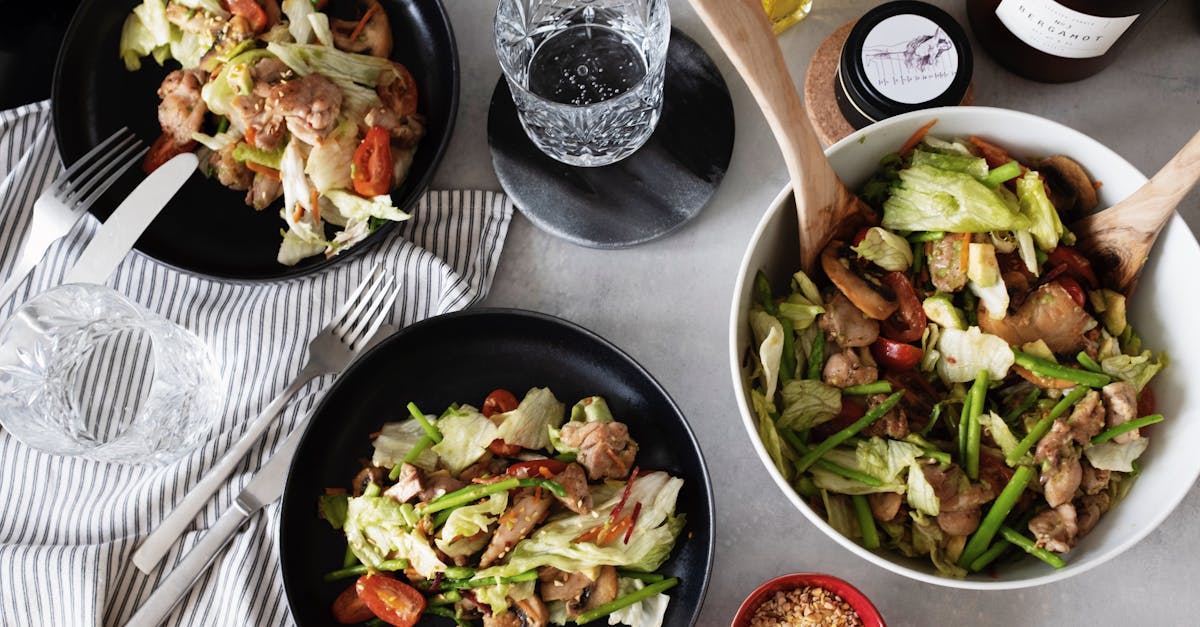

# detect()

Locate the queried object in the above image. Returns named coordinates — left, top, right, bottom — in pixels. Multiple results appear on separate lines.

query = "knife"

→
left=62, top=152, right=197, bottom=285
left=123, top=324, right=397, bottom=627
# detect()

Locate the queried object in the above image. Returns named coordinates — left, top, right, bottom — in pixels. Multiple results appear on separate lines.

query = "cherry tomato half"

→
left=331, top=582, right=375, bottom=624
left=1138, top=384, right=1156, bottom=418
left=1047, top=246, right=1099, bottom=288
left=1056, top=277, right=1086, bottom=307
left=507, top=459, right=568, bottom=478
left=481, top=389, right=519, bottom=417
left=870, top=336, right=924, bottom=371
left=226, top=0, right=268, bottom=32
left=355, top=574, right=425, bottom=627
left=352, top=126, right=393, bottom=197
left=142, top=133, right=195, bottom=174
left=879, top=272, right=927, bottom=343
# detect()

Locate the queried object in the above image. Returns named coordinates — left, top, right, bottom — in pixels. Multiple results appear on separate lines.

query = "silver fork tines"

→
left=130, top=264, right=401, bottom=574
left=0, top=127, right=147, bottom=308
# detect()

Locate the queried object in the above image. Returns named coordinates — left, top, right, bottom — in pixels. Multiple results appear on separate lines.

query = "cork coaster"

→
left=803, top=20, right=975, bottom=147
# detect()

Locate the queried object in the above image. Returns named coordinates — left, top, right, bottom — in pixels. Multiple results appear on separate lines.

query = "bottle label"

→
left=860, top=14, right=960, bottom=104
left=995, top=0, right=1139, bottom=59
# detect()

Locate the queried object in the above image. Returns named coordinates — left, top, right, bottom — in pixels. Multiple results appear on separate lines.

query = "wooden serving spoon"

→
left=1073, top=129, right=1200, bottom=295
left=689, top=0, right=874, bottom=274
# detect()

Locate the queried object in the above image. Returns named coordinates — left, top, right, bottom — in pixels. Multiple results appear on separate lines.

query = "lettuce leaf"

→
left=1101, top=350, right=1165, bottom=392
left=492, top=387, right=565, bottom=451
left=436, top=492, right=507, bottom=546
left=325, top=190, right=410, bottom=223
left=750, top=310, right=784, bottom=402
left=607, top=578, right=670, bottom=627
left=911, top=149, right=989, bottom=180
left=791, top=270, right=824, bottom=307
left=752, top=390, right=790, bottom=482
left=777, top=379, right=841, bottom=431
left=473, top=580, right=536, bottom=616
left=1016, top=170, right=1065, bottom=251
left=882, top=164, right=1030, bottom=233
left=936, top=326, right=1014, bottom=383
left=851, top=227, right=913, bottom=272
left=281, top=0, right=315, bottom=44
left=432, top=406, right=498, bottom=474
left=266, top=41, right=394, bottom=86
left=855, top=437, right=924, bottom=483
left=371, top=419, right=438, bottom=471
left=1084, top=438, right=1150, bottom=472
left=978, top=411, right=1027, bottom=464
left=810, top=448, right=905, bottom=495
left=344, top=496, right=447, bottom=577
left=821, top=491, right=859, bottom=540
left=906, top=463, right=940, bottom=516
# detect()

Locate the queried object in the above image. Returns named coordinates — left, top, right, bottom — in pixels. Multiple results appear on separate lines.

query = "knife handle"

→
left=125, top=505, right=251, bottom=627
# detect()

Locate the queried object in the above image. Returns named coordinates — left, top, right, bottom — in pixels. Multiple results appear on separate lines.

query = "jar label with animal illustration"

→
left=859, top=14, right=960, bottom=105
left=995, top=0, right=1139, bottom=59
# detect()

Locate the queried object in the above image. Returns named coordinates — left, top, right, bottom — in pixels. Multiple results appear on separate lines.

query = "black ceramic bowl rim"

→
left=838, top=0, right=972, bottom=123
left=49, top=0, right=460, bottom=284
left=278, top=307, right=715, bottom=625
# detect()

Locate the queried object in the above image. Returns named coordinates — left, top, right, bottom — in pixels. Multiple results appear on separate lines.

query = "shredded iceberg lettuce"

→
left=936, top=326, right=1014, bottom=383
left=777, top=379, right=841, bottom=431
left=432, top=406, right=498, bottom=474
left=750, top=310, right=784, bottom=402
left=266, top=41, right=394, bottom=86
left=282, top=0, right=316, bottom=44
left=493, top=387, right=566, bottom=451
left=607, top=578, right=671, bottom=627
left=371, top=419, right=438, bottom=471
left=1085, top=438, right=1150, bottom=472
left=852, top=226, right=913, bottom=272
left=437, top=492, right=508, bottom=546
left=1101, top=351, right=1165, bottom=392
left=882, top=164, right=1030, bottom=233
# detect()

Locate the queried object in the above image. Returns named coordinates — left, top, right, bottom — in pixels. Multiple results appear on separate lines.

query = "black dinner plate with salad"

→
left=51, top=0, right=458, bottom=281
left=279, top=309, right=714, bottom=626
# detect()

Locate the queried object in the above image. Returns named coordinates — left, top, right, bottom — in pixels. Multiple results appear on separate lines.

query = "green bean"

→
left=754, top=271, right=778, bottom=314
left=424, top=606, right=470, bottom=627
left=428, top=590, right=464, bottom=607
left=388, top=434, right=434, bottom=479
left=841, top=381, right=893, bottom=396
left=795, top=392, right=904, bottom=473
left=958, top=402, right=969, bottom=467
left=365, top=619, right=387, bottom=627
left=852, top=494, right=880, bottom=550
left=980, top=160, right=1022, bottom=187
left=965, top=370, right=989, bottom=480
left=968, top=540, right=1011, bottom=572
left=999, top=525, right=1066, bottom=568
left=963, top=290, right=978, bottom=327
left=407, top=402, right=443, bottom=443
left=554, top=452, right=578, bottom=463
left=1075, top=351, right=1104, bottom=373
left=958, top=465, right=1035, bottom=567
left=1091, top=414, right=1163, bottom=445
left=911, top=241, right=925, bottom=274
left=783, top=430, right=882, bottom=486
left=574, top=578, right=679, bottom=624
left=907, top=231, right=946, bottom=242
left=1002, top=387, right=1041, bottom=425
left=342, top=545, right=359, bottom=568
left=323, top=559, right=409, bottom=582
left=443, top=570, right=539, bottom=590
left=780, top=317, right=798, bottom=383
left=417, top=478, right=566, bottom=516
left=807, top=331, right=825, bottom=381
left=443, top=566, right=475, bottom=580
left=918, top=401, right=944, bottom=437
left=1006, top=386, right=1090, bottom=465
left=616, top=569, right=665, bottom=583
left=1012, top=351, right=1112, bottom=388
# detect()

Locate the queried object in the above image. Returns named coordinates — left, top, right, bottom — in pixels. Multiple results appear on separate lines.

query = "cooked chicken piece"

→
left=364, top=106, right=426, bottom=149
left=821, top=243, right=897, bottom=320
left=231, top=93, right=288, bottom=151
left=937, top=509, right=982, bottom=537
left=1066, top=390, right=1105, bottom=445
left=978, top=450, right=1014, bottom=494
left=861, top=392, right=909, bottom=439
left=165, top=2, right=226, bottom=34
left=1101, top=381, right=1140, bottom=444
left=923, top=464, right=995, bottom=536
left=246, top=173, right=282, bottom=210
left=578, top=565, right=619, bottom=615
left=1041, top=454, right=1082, bottom=508
left=539, top=567, right=594, bottom=603
left=1077, top=492, right=1111, bottom=537
left=927, top=235, right=968, bottom=293
left=1029, top=503, right=1078, bottom=553
left=484, top=597, right=550, bottom=627
left=1035, top=420, right=1073, bottom=465
left=978, top=282, right=1094, bottom=354
left=200, top=14, right=257, bottom=67
left=552, top=463, right=593, bottom=514
left=867, top=492, right=902, bottom=522
left=251, top=56, right=293, bottom=83
left=157, top=69, right=208, bottom=146
left=819, top=292, right=880, bottom=348
left=383, top=464, right=464, bottom=503
left=559, top=421, right=638, bottom=480
left=331, top=0, right=393, bottom=58
left=479, top=489, right=552, bottom=567
left=1079, top=461, right=1111, bottom=496
left=823, top=348, right=878, bottom=389
left=208, top=144, right=253, bottom=191
left=459, top=452, right=511, bottom=483
left=264, top=73, right=344, bottom=145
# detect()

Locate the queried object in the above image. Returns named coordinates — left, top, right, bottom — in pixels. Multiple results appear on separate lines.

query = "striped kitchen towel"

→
left=0, top=101, right=513, bottom=626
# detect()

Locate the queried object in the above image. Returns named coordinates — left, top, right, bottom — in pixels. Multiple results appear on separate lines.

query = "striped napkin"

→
left=0, top=101, right=513, bottom=626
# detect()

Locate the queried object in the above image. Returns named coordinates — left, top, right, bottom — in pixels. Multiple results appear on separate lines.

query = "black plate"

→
left=279, top=309, right=714, bottom=626
left=51, top=0, right=458, bottom=282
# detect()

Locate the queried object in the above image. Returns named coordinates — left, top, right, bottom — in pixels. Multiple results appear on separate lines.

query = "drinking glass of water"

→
left=495, top=0, right=671, bottom=167
left=0, top=284, right=224, bottom=464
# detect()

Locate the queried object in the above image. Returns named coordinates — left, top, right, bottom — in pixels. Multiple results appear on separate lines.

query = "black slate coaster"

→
left=488, top=28, right=735, bottom=248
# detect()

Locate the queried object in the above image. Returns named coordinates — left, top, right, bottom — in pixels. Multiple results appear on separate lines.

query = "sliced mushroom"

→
left=331, top=0, right=393, bottom=58
left=820, top=242, right=897, bottom=321
left=1038, top=155, right=1098, bottom=218
left=351, top=466, right=386, bottom=496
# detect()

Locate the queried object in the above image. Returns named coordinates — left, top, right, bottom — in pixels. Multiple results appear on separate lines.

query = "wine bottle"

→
left=966, top=0, right=1166, bottom=83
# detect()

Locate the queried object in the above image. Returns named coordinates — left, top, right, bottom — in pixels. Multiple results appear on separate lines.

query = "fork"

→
left=131, top=264, right=401, bottom=574
left=0, top=127, right=146, bottom=307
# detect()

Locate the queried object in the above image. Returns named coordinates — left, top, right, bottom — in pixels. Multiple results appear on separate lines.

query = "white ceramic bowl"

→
left=729, top=106, right=1200, bottom=589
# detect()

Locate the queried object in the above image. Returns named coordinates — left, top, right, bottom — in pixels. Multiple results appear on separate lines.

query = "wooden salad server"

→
left=689, top=0, right=874, bottom=274
left=1073, top=129, right=1200, bottom=295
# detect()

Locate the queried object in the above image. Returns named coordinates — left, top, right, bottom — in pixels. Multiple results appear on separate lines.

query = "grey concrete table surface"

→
left=435, top=1, right=1200, bottom=625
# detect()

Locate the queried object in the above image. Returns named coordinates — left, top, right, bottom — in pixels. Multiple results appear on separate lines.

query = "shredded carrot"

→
left=245, top=160, right=280, bottom=180
left=604, top=447, right=630, bottom=473
left=898, top=118, right=938, bottom=156
left=598, top=515, right=633, bottom=546
left=573, top=525, right=604, bottom=544
left=348, top=2, right=381, bottom=43
left=537, top=467, right=555, bottom=479
left=292, top=205, right=304, bottom=223
left=968, top=135, right=1015, bottom=170
left=244, top=126, right=258, bottom=147
left=310, top=188, right=321, bottom=224
left=959, top=232, right=971, bottom=273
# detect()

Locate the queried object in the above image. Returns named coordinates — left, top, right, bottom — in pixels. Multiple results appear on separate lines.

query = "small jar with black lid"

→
left=835, top=1, right=973, bottom=129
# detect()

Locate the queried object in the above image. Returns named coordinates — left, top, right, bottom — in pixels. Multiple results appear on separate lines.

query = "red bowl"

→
left=731, top=573, right=885, bottom=627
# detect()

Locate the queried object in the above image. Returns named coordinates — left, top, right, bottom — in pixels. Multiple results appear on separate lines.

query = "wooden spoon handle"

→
left=689, top=0, right=844, bottom=271
left=1075, top=129, right=1200, bottom=293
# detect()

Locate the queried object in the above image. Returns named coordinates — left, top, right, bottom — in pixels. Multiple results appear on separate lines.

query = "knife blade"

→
left=62, top=152, right=197, bottom=285
left=124, top=324, right=398, bottom=627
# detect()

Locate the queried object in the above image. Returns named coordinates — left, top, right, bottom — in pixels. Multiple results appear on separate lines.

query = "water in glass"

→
left=496, top=0, right=670, bottom=167
left=0, top=284, right=223, bottom=464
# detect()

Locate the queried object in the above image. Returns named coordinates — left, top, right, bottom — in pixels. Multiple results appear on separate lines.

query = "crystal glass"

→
left=495, top=0, right=671, bottom=167
left=0, top=284, right=224, bottom=464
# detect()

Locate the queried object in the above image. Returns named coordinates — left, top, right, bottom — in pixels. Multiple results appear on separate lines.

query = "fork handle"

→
left=0, top=242, right=48, bottom=308
left=131, top=361, right=323, bottom=574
